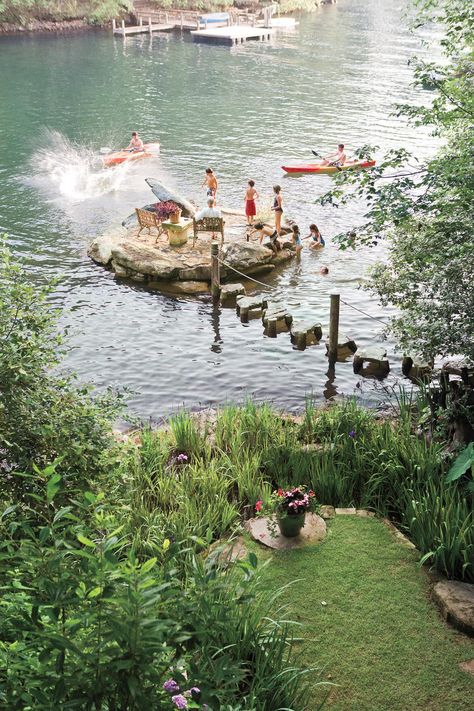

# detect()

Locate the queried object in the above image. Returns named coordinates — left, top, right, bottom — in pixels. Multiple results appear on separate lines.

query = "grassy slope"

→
left=251, top=516, right=474, bottom=711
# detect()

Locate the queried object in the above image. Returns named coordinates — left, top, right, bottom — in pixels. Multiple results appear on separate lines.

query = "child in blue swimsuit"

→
left=291, top=225, right=303, bottom=255
left=307, top=223, right=325, bottom=249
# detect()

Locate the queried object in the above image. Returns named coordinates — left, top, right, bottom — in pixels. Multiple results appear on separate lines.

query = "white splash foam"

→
left=31, top=130, right=130, bottom=201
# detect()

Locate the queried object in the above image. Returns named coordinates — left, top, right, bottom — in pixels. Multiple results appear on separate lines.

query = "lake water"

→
left=0, top=0, right=437, bottom=418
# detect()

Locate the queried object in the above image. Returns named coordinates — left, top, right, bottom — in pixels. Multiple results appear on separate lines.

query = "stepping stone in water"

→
left=236, top=294, right=267, bottom=322
left=262, top=305, right=293, bottom=336
left=402, top=355, right=433, bottom=381
left=353, top=346, right=390, bottom=377
left=290, top=320, right=323, bottom=350
left=220, top=282, right=246, bottom=306
left=245, top=513, right=326, bottom=550
left=325, top=335, right=357, bottom=360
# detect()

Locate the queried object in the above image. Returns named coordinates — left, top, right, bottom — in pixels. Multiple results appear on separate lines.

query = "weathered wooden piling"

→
left=211, top=242, right=220, bottom=304
left=328, top=293, right=340, bottom=361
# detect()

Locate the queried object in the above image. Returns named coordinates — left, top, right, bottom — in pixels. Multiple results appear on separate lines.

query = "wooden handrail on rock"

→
left=135, top=207, right=163, bottom=241
left=193, top=217, right=225, bottom=247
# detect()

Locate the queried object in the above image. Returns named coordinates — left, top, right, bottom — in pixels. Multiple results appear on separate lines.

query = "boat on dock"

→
left=282, top=159, right=376, bottom=175
left=102, top=142, right=160, bottom=167
left=198, top=12, right=230, bottom=27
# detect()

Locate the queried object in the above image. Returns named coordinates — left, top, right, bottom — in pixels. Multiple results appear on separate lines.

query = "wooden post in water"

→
left=328, top=293, right=340, bottom=362
left=148, top=17, right=152, bottom=35
left=211, top=242, right=220, bottom=303
left=139, top=16, right=142, bottom=26
left=121, top=19, right=125, bottom=35
left=112, top=18, right=116, bottom=32
left=180, top=12, right=184, bottom=29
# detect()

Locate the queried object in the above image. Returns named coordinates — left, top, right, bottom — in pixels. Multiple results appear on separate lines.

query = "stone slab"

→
left=459, top=659, right=474, bottom=677
left=356, top=509, right=375, bottom=518
left=320, top=505, right=336, bottom=520
left=335, top=507, right=357, bottom=515
left=291, top=321, right=323, bottom=344
left=433, top=581, right=474, bottom=636
left=353, top=346, right=387, bottom=363
left=236, top=295, right=265, bottom=313
left=245, top=513, right=326, bottom=550
left=220, top=282, right=245, bottom=304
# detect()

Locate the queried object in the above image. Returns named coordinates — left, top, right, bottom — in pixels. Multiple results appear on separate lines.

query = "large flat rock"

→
left=245, top=513, right=326, bottom=550
left=433, top=580, right=474, bottom=635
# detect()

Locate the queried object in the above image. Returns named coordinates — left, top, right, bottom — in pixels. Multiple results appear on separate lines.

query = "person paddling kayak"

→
left=126, top=131, right=144, bottom=152
left=321, top=144, right=346, bottom=167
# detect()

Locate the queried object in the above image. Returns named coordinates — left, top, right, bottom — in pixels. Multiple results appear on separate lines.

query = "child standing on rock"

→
left=245, top=180, right=259, bottom=226
left=202, top=168, right=218, bottom=202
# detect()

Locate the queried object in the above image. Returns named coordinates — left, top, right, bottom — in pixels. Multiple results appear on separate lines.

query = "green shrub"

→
left=0, top=242, right=122, bottom=498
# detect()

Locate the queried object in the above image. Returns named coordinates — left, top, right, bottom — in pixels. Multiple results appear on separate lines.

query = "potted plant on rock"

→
left=152, top=200, right=182, bottom=224
left=256, top=486, right=317, bottom=538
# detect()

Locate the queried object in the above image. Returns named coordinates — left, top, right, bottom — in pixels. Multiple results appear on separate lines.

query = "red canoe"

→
left=282, top=159, right=376, bottom=175
left=102, top=142, right=160, bottom=167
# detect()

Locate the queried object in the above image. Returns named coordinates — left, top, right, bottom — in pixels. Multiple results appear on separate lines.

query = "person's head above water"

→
left=320, top=266, right=329, bottom=275
left=132, top=131, right=138, bottom=137
left=248, top=179, right=255, bottom=187
left=338, top=144, right=344, bottom=150
left=292, top=224, right=300, bottom=234
left=309, top=223, right=320, bottom=234
left=206, top=167, right=214, bottom=175
left=207, top=197, right=215, bottom=207
left=273, top=185, right=281, bottom=194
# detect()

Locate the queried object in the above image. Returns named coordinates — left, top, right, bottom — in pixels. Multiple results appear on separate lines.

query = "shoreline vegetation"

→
left=0, top=0, right=320, bottom=33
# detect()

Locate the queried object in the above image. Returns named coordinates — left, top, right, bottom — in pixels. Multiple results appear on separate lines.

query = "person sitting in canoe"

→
left=126, top=132, right=144, bottom=152
left=321, top=144, right=346, bottom=167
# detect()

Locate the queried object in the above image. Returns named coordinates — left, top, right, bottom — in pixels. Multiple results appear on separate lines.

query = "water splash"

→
left=31, top=130, right=129, bottom=201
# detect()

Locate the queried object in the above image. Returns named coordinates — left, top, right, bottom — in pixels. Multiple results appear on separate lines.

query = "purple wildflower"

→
left=177, top=453, right=188, bottom=463
left=171, top=694, right=188, bottom=709
left=190, top=686, right=201, bottom=701
left=163, top=679, right=180, bottom=694
left=349, top=430, right=356, bottom=438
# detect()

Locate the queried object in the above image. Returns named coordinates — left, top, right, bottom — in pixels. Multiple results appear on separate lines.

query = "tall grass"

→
left=121, top=398, right=473, bottom=582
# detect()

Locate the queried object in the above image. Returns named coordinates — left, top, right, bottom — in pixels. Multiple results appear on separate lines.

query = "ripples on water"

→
left=0, top=0, right=438, bottom=417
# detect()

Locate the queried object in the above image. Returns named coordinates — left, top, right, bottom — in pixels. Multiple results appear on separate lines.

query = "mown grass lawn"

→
left=251, top=516, right=474, bottom=711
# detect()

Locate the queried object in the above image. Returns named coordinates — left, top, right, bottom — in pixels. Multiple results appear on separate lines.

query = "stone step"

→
left=326, top=335, right=357, bottom=360
left=353, top=346, right=390, bottom=377
left=220, top=282, right=245, bottom=306
left=262, top=305, right=293, bottom=336
left=290, top=321, right=323, bottom=349
left=402, top=354, right=433, bottom=380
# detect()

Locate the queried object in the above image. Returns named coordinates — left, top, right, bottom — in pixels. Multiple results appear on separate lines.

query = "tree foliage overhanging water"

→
left=319, top=0, right=474, bottom=362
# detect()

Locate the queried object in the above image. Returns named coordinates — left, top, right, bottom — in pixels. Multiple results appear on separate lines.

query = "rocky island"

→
left=88, top=178, right=296, bottom=295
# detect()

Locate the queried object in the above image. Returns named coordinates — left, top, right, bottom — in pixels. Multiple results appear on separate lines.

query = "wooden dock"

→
left=191, top=24, right=273, bottom=45
left=112, top=18, right=176, bottom=36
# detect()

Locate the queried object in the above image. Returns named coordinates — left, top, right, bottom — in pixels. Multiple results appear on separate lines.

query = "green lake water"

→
left=0, top=0, right=437, bottom=417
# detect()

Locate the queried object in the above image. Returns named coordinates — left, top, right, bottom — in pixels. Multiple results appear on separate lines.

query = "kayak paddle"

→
left=312, top=149, right=342, bottom=171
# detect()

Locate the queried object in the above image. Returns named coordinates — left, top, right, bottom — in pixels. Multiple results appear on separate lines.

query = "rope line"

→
left=340, top=298, right=389, bottom=326
left=215, top=255, right=389, bottom=324
left=217, top=257, right=274, bottom=289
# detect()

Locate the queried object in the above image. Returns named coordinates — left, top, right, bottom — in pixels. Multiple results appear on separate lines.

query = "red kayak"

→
left=282, top=159, right=376, bottom=175
left=102, top=142, right=160, bottom=167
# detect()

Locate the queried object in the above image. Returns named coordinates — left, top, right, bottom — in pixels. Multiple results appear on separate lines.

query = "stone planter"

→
left=277, top=512, right=305, bottom=537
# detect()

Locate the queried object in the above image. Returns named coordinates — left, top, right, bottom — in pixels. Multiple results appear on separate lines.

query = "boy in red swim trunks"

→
left=244, top=180, right=259, bottom=226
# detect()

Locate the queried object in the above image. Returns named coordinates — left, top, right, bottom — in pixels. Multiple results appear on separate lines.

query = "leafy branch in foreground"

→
left=318, top=0, right=474, bottom=362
